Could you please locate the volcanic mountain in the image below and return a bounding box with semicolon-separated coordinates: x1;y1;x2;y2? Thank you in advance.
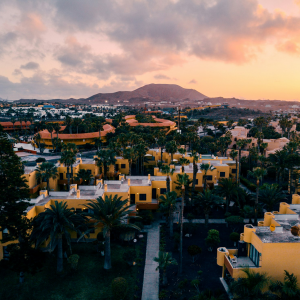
87;84;207;103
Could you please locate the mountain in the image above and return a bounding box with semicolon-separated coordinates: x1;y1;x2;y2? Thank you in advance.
87;84;207;103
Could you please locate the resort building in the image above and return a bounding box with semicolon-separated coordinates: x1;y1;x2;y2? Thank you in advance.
217;195;300;285
0;121;32;132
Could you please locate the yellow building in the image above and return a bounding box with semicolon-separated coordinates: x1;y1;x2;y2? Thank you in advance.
217;196;300;288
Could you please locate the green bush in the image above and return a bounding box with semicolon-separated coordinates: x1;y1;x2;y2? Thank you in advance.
187;245;202;257
205;229;220;250
138;210;154;225
230;232;240;243
112;277;128;299
68;254;80;270
36;157;46;163
225;216;244;227
240;176;256;192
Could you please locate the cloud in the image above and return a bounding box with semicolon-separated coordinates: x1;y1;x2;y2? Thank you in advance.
154;74;171;80
20;62;40;70
189;79;197;84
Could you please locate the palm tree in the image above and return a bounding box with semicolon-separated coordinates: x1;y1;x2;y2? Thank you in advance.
178;157;190;173
165;140;177;163
195;190;224;227
200;163;214;190
11;117;16;133
83;195;140;269
215;178;239;213
95;149;117;180
230;268;270;300
176;173;189;274
248;167;267;224
259;184;286;212
35;162;58;191
46;123;55;151
64;116;73;134
160;164;175;193
189;151;199;197
75;169;93;185
230;150;238;182
52;123;61;139
268;150;287;184
159;191;177;237
30;201;86;273
34;133;41;151
153;252;177;286
62;143;78;184
236;139;251;185
72;118;82;134
60;150;76;190
270;270;300;300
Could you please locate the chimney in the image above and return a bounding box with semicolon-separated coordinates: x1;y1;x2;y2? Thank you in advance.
148;174;151;181
39;190;48;197
200;154;202;158
104;184;107;192
77;189;80;198
128;178;131;186
220;160;222;164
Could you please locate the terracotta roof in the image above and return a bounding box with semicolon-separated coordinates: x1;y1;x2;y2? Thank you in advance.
125;115;176;127
1;121;31;126
38;124;115;140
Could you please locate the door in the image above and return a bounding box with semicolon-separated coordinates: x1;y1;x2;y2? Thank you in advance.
60;173;63;180
152;188;157;199
130;194;135;204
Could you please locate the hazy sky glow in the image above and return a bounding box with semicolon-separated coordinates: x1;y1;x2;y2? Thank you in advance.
1;0;300;100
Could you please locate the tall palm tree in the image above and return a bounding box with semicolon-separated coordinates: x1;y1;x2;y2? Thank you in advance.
160;164;175;193
165;140;177;163
189;151;199;197
259;184;286;212
200;163;214;190
176;173;189;274
215;178;239;213
75;169;93;185
95;149;117;180
82;195;140;269
64;116;73;134
30;201;86;273
153;252;177;286
35;162;58;191
230;150;238;182
159;191;177;237
268;150;287;184
248;167;267;224
195;190;224;227
60;150;76;190
72;118;82;134
46;123;55;151
236;139;251;185
52;122;61;139
270;270;300;300
230;268;270;300
62;143;78;184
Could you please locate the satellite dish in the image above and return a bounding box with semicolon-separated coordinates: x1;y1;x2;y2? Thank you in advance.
270;224;276;232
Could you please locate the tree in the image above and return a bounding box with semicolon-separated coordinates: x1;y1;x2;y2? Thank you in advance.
75;169;93;185
248;167;267;224
189;151;199;199
159;191;177;237
0;125;31;247
52;122;61;139
64;116;73;134
236;139;251;185
176;173;189;274
154;251;177;286
205;229;220;251
46;123;55;151
35;162;58;192
230;268;270;300
31;201;86;273
259;184;286;212
200;163;214;190
73;118;82;134
60;150;76;190
229;150;238;182
123;147;137;176
165;140;177;162
82;195;140;269
270;270;300;300
268;150;288;184
96;149;117;180
195;190;224;227
160;164;175;193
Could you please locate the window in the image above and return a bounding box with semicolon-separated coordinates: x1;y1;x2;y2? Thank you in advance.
206;175;213;181
130;194;136;204
220;172;225;178
75;208;82;213
121;164;126;169
160;188;166;195
89;227;95;234
252;143;254;146
249;244;261;267
196;179;199;185
60;173;63;180
232;169;237;174
87;169;92;174
139;194;147;201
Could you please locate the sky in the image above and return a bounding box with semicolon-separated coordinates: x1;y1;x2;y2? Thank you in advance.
1;0;300;100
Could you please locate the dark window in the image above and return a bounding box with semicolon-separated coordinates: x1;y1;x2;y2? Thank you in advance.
160;188;166;195
121;164;126;169
234;138;237;141
115;164;119;171
232;169;237;174
89;227;95;234
206;175;213;181
130;194;135;204
252;143;254;146
60;173;63;180
196;179;199;185
220;172;225;178
249;244;261;267
152;188;157;199
75;208;82;213
87;170;92;174
139;194;147;201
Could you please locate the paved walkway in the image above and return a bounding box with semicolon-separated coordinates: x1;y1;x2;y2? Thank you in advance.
142;222;160;300
182;218;263;224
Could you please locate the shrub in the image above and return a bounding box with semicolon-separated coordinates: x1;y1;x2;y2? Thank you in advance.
225;216;244;229
68;254;80;270
178;279;188;289
138;210;154;225
187;245;202;257
112;277;128;300
230;232;240;244
205;229;220;250
36;157;46;163
191;279;200;287
240;176;256;192
122;250;136;265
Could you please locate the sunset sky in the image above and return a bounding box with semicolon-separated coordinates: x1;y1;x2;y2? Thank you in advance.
1;0;300;100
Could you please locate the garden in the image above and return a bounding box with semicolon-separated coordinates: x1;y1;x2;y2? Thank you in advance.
0;236;147;300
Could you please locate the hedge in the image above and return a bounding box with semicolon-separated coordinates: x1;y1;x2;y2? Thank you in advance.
240;175;256;192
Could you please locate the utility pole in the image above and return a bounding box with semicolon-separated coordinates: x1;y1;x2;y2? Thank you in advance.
177;104;181;133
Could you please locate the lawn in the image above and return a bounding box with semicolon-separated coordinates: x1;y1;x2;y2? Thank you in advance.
159;223;245;299
0;237;147;300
